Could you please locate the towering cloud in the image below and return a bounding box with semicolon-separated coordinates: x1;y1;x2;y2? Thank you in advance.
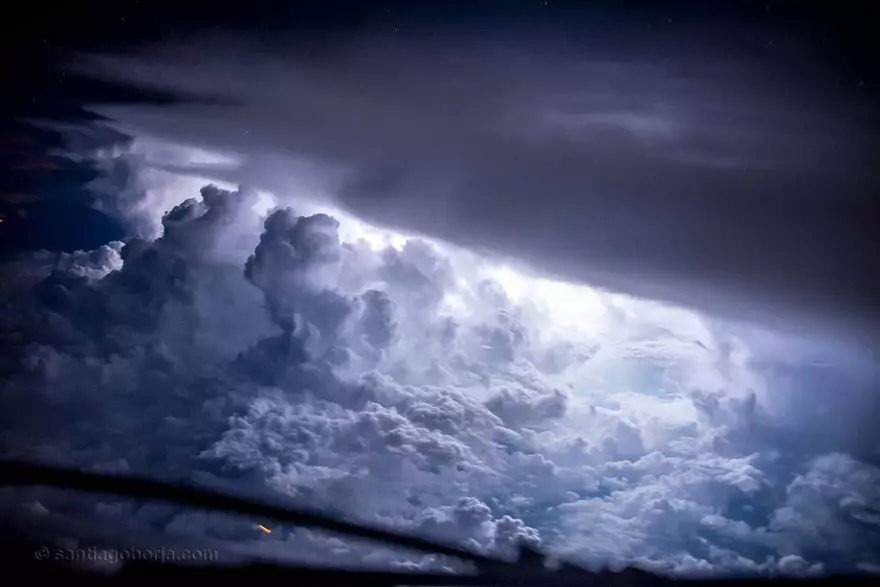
1;177;878;574
74;31;879;347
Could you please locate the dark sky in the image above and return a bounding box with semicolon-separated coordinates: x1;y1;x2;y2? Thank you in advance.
3;0;878;345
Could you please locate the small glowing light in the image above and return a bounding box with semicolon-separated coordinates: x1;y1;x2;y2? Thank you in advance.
256;524;272;534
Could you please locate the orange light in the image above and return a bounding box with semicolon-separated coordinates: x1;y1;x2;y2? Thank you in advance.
257;524;271;534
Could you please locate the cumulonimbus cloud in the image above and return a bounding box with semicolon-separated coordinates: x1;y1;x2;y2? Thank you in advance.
71;32;879;347
1;145;878;574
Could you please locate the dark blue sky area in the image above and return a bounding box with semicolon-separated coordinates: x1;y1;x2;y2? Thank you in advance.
0;118;127;255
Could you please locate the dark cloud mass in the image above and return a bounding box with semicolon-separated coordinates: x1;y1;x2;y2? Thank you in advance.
75;29;879;346
1;174;878;573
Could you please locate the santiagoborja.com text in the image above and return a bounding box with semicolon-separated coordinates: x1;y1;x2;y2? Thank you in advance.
34;545;220;564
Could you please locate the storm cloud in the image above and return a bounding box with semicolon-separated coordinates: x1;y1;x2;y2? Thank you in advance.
2;153;878;574
72;31;879;346
2;10;879;574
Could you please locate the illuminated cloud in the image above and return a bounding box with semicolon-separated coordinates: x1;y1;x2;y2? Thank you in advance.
75;35;879;346
0;141;878;575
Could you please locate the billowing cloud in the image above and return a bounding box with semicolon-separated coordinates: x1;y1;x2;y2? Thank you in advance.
71;32;879;347
1;158;878;575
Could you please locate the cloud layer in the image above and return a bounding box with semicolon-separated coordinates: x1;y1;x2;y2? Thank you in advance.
1;148;878;574
74;33;879;346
